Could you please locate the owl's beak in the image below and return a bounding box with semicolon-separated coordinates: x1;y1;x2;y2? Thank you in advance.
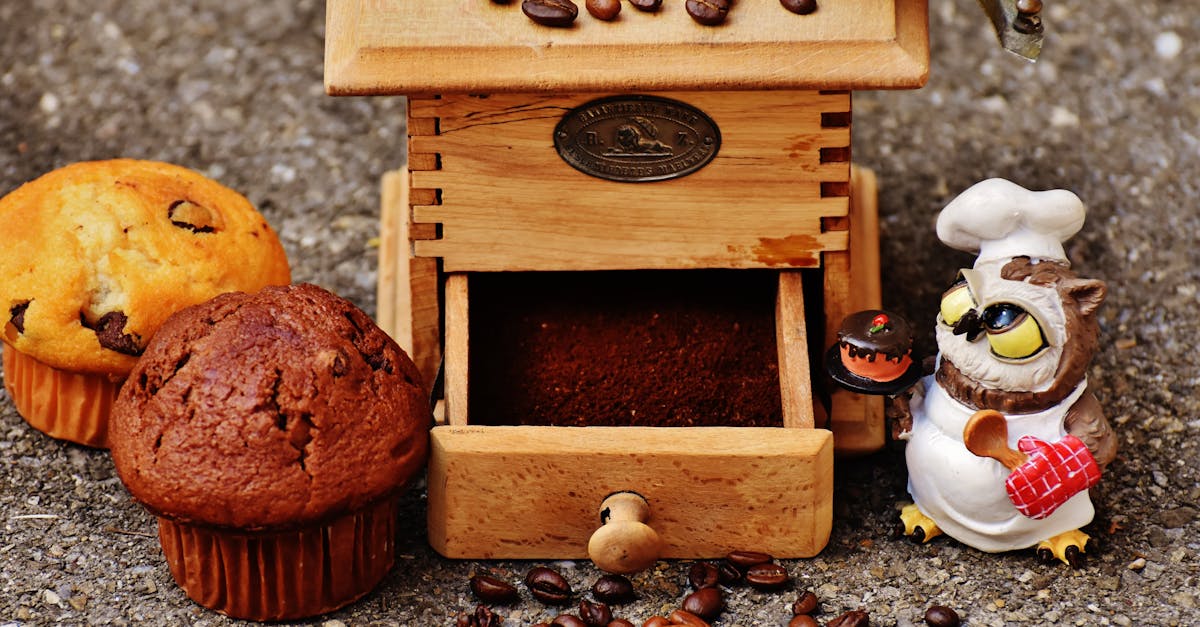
952;308;986;342
951;268;987;342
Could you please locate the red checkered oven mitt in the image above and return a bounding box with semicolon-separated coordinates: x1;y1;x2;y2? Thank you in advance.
1004;435;1102;520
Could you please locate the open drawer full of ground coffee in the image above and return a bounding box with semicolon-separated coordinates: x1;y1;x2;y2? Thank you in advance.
324;0;929;567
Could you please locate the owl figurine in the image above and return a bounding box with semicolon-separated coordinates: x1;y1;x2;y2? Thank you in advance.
892;179;1117;567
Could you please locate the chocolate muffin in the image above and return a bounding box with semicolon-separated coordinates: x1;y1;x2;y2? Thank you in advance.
0;159;290;447
109;283;429;621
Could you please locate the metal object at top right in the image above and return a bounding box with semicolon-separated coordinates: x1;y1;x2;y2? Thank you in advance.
978;0;1046;61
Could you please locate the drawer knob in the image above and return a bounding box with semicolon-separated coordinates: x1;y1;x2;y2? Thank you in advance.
587;491;662;574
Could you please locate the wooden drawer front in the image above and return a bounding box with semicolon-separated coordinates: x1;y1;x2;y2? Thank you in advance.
408;91;851;272
427;425;834;560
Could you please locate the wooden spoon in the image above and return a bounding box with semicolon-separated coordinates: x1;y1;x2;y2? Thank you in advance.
963;409;1029;470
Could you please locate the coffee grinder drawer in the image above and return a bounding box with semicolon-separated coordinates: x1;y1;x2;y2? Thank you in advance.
427;425;833;571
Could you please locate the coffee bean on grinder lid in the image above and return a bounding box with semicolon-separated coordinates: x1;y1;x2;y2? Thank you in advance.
686;0;730;25
522;0;579;26
781;0;818;14
585;0;620;20
628;0;663;11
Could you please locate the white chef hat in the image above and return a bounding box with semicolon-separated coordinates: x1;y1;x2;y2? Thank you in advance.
936;178;1086;267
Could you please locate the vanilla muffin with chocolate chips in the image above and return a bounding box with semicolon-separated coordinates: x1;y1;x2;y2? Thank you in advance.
109;283;430;621
0;159;290;447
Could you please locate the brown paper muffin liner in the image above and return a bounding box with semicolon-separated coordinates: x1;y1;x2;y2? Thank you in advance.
2;343;121;448
156;495;400;621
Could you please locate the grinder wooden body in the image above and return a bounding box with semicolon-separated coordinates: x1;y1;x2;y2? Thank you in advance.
325;0;929;565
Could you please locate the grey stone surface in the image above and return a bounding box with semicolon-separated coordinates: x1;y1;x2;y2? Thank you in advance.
1;1;1198;625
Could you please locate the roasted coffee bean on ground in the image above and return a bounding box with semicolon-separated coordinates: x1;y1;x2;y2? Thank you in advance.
717;560;743;585
521;0;579;26
725;550;773;571
668;609;711;626
469;575;520;605
526;566;572;605
456;605;502;627
828;609;871;627
924;605;962;627
681;586;724;620
792;590;820;616
591;574;635;604
744;562;790;591
578;599;612;626
687;562;720;589
549;614;586;627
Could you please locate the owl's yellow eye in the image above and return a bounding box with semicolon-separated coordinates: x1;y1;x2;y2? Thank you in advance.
982;303;1047;360
939;279;976;327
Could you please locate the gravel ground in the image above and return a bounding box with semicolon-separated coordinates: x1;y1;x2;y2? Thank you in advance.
2;1;1199;625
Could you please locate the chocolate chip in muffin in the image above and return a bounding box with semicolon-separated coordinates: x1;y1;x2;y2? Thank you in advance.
168;200;219;233
81;310;144;356
9;300;29;334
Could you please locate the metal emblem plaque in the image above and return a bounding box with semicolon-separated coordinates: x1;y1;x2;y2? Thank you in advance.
554;95;721;183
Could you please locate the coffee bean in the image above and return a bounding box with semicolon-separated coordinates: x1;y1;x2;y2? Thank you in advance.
475;605;503;627
557;615;592;627
9;301;28;334
924;605;961;627
608;620;635;627
527;566;572;605
681;587;723;620
470;575;520;605
725;550;773;571
592;574;635;604
685;0;729;25
585;0;620;20
780;0;817;14
687;562;719;589
788;616;819;627
667;609;710;627
827;609;870;627
552;615;588;627
579;599;613;627
744;562;790;591
628;0;662;11
717;560;742;585
792;591;819;616
522;0;579;26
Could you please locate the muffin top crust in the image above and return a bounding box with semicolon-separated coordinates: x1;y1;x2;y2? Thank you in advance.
0;159;290;375
110;283;430;529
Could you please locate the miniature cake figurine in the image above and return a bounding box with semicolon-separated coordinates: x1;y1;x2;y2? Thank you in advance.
830;178;1117;567
825;309;921;396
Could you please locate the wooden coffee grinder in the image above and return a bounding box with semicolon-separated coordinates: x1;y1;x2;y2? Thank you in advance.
325;0;928;573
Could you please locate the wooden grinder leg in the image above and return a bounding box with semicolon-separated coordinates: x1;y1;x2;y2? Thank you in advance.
587;492;663;574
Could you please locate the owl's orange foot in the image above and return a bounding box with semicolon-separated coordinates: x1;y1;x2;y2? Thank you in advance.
1036;529;1093;568
898;503;943;544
